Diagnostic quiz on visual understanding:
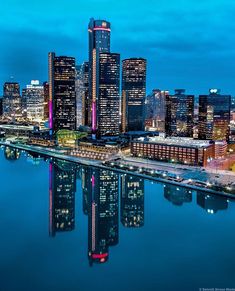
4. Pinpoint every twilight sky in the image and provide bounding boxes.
[0,0,235,95]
